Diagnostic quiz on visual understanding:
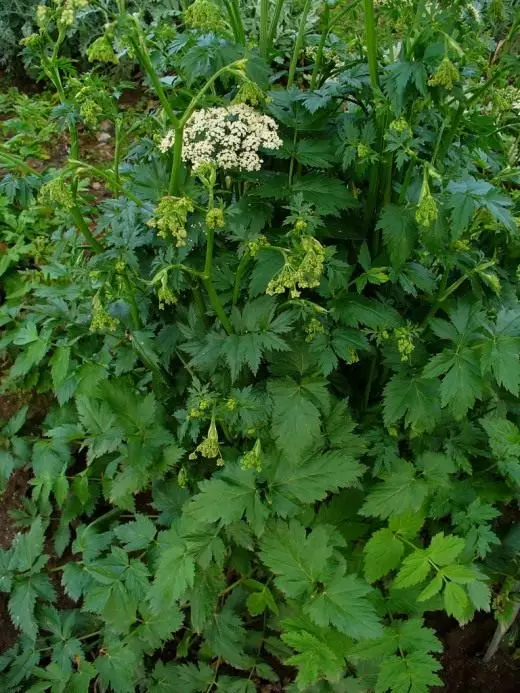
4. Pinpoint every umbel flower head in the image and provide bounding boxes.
[184,0,228,33]
[415,173,438,228]
[160,104,282,172]
[189,415,223,464]
[428,56,460,90]
[39,177,74,210]
[147,196,194,247]
[266,236,326,299]
[87,35,119,65]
